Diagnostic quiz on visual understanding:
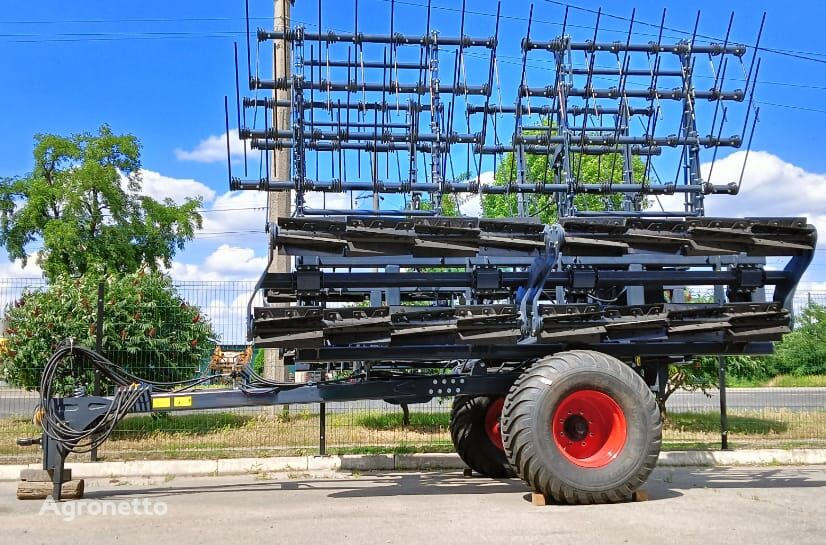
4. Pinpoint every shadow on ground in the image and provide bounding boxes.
[82,466,826,505]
